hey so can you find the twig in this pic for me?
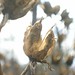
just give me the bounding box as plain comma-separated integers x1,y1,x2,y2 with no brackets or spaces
30,61,37,75
20,61,37,75
40,60,54,71
0,64,3,75
20,63,30,75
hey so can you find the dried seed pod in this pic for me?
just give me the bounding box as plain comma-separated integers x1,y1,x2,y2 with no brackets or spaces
61,9,69,21
64,17,73,29
39,26,55,58
23,19,55,62
41,1,52,16
0,0,38,31
23,19,42,58
52,5,60,15
2,0,38,19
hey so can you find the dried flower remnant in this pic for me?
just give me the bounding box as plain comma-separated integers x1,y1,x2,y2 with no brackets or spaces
61,9,69,21
64,17,73,29
2,0,38,19
51,5,60,15
60,9,73,29
0,0,38,31
23,19,55,71
40,2,52,16
40,1,60,16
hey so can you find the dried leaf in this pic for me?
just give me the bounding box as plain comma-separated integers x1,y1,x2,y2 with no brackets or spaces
23,19,42,57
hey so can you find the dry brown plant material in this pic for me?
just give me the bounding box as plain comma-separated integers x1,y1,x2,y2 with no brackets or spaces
0,0,38,31
23,19,55,71
0,64,3,75
40,2,60,16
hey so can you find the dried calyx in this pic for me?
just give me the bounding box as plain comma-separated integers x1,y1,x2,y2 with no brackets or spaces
23,18,55,70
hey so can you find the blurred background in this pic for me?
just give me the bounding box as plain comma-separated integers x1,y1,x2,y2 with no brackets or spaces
0,0,75,75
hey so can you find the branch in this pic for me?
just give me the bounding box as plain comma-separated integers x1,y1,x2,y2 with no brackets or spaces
0,64,3,75
20,63,30,75
20,61,37,75
29,61,37,75
0,13,9,31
